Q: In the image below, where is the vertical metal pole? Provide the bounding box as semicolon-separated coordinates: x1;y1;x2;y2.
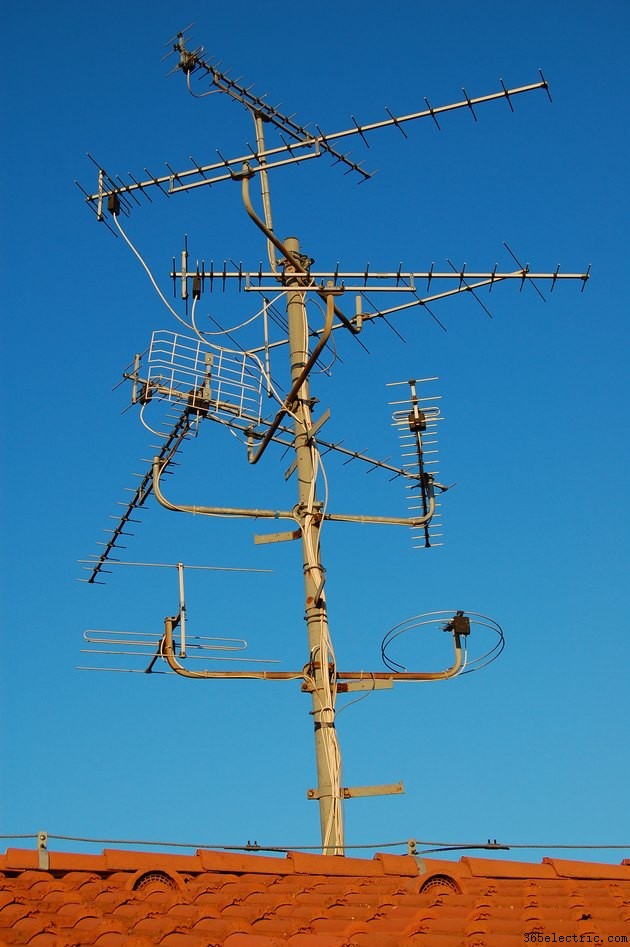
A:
284;236;343;855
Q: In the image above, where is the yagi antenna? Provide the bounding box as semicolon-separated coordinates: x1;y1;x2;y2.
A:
81;407;192;584
170;33;371;181
388;378;450;548
80;31;589;856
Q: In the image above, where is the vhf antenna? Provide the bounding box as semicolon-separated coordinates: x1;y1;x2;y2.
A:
79;27;589;855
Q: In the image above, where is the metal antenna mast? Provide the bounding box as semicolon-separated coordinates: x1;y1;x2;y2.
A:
78;29;589;855
284;245;342;851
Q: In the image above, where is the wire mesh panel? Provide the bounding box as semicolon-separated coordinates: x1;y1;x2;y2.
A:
148;330;264;422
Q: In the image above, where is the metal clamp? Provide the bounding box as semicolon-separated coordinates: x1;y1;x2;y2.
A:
37;831;49;870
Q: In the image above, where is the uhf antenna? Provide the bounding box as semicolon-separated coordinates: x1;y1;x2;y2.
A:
79;29;589;855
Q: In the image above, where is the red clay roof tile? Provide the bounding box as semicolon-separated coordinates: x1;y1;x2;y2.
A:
244;918;297;937
543;857;630;879
2;853;42;873
0;903;33;927
223;935;297;947
9;915;46;936
164;903;206;920
18;935;60;946
197;852;287;876
287;851;386;876
462;857;557;879
374;853;420;876
351;934;409;947
44;852;110;873
0;846;628;945
286;937;349;947
192;915;253;938
221;903;274;922
159;934;215;947
94;935;151;947
64;911;103;932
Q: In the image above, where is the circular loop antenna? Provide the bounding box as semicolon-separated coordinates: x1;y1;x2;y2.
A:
381;610;505;676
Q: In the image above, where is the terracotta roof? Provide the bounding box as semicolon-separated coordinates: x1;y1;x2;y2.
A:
1;846;629;945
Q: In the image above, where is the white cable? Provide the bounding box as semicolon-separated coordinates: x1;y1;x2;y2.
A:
190;293;203;344
460;641;468;675
191;295;283;337
139;401;175;439
114;214;294;426
186;70;219;99
188;296;297;424
313;331;338;376
208;411;249;445
139;400;200;442
113;212;304;435
113;213;194;331
336;678;377;718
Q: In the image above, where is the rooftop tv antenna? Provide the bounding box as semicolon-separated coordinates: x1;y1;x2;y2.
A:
78;27;589;855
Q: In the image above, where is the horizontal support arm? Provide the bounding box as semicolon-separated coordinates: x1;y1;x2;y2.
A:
152;456;297;521
153;457;437;530
321;502;435;527
160;619;463;682
160;616;304;680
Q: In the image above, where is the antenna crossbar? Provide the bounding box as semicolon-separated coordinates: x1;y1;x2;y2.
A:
172;267;590;289
239;269;588;344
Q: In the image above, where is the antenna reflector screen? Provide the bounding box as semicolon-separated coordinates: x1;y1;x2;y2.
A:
147;330;264;422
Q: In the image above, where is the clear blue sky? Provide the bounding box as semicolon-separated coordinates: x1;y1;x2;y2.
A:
1;1;628;862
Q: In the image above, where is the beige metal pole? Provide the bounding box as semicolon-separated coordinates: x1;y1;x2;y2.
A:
283;236;343;855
